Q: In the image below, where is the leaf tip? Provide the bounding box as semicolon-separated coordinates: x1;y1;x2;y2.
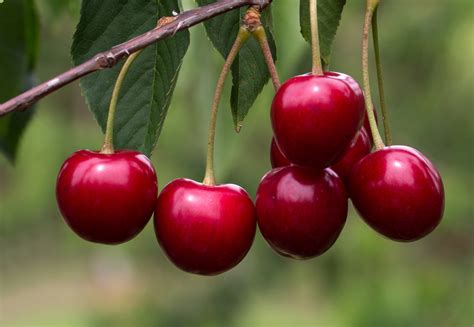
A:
235;123;242;133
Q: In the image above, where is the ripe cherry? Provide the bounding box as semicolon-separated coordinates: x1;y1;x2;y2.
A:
271;72;365;169
256;166;348;259
154;179;256;275
349;146;444;241
270;129;371;190
331;128;372;187
270;137;291;168
56;150;158;244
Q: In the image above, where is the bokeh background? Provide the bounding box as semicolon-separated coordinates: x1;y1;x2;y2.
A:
1;0;473;326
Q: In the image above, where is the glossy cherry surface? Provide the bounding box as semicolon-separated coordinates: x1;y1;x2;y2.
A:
154;178;256;275
270;137;291;168
56;150;158;244
271;72;365;169
270;128;371;189
331;128;372;187
349;146;444;241
256;166;348;259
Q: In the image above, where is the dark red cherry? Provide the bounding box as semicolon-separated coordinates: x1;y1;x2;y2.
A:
271;72;365;169
270;137;291;168
154;179;256;275
349;146;444;242
256;166;348;259
56;150;158;244
331;128;372;187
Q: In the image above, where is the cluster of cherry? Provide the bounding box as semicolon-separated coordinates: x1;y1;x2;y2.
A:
261;72;444;260
55;69;444;276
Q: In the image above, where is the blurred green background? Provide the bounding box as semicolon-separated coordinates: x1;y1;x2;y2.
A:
1;0;473;326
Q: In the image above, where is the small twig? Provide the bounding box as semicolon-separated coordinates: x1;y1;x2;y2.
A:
0;0;272;117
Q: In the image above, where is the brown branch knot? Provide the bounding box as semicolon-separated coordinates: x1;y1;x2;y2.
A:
243;6;262;32
95;53;117;69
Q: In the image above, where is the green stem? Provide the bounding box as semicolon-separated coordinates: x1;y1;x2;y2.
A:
100;50;142;154
310;0;323;75
362;0;385;150
203;27;249;185
372;7;392;145
252;26;281;91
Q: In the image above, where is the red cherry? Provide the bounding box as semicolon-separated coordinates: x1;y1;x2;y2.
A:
271;72;365;169
331;128;372;187
349;146;444;241
270;137;291;168
56;150;158;244
256;166;348;259
271;128;371;189
154;179;256;275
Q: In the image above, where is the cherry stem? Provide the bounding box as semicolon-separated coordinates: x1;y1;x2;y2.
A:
100;50;143;154
362;0;385;150
372;7;392;145
244;6;280;90
203;27;250;186
310;0;323;75
252;26;280;91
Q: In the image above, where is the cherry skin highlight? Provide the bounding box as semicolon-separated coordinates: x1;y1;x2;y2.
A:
56;150;158;244
256;166;348;259
343;74;365;103
349;146;445;242
331;128;372;187
271;72;365;169
154;178;256;275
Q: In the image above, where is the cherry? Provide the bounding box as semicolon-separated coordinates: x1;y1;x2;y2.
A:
349;146;444;241
56;150;158;244
270;137;291;168
256;166;347;259
154;178;256;275
270;128;371;189
331;127;372;187
271;72;365;169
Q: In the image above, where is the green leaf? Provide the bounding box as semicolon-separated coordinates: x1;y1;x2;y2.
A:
300;0;346;65
196;0;277;131
0;0;39;162
71;0;189;156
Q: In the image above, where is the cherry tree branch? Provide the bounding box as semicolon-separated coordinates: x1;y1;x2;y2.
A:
0;0;272;117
